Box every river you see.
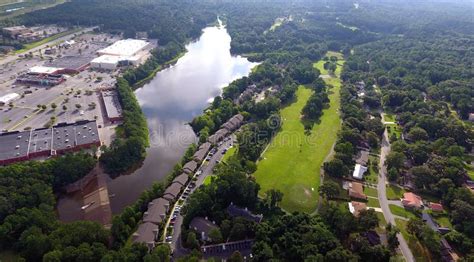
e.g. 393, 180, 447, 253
57, 22, 258, 223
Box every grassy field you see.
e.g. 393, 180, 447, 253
396, 218, 432, 262
386, 184, 406, 200
389, 204, 417, 219
15, 28, 80, 54
376, 212, 387, 226
367, 198, 380, 208
364, 186, 378, 198
222, 145, 237, 163
431, 213, 453, 228
383, 113, 396, 122
364, 155, 379, 184
203, 175, 213, 185
253, 52, 344, 213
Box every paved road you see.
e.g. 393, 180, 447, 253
161, 136, 236, 258
0, 27, 97, 66
377, 129, 414, 262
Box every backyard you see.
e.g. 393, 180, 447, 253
253, 52, 344, 213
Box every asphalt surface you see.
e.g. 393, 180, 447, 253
377, 129, 414, 262
160, 135, 236, 258
0, 27, 97, 66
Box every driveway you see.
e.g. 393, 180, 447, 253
377, 129, 414, 262
164, 135, 236, 258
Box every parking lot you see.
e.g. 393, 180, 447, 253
0, 32, 121, 141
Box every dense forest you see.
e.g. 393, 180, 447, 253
1, 0, 473, 261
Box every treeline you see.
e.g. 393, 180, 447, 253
122, 41, 185, 88
0, 154, 110, 261
100, 78, 149, 175
7, 0, 216, 45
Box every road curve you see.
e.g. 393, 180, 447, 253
377, 129, 414, 262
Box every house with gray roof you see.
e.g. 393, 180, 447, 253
132, 222, 159, 250
143, 198, 169, 225
183, 160, 198, 174
163, 183, 183, 202
208, 128, 229, 145
173, 173, 189, 186
189, 217, 218, 242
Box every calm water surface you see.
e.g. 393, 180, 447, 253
57, 24, 258, 220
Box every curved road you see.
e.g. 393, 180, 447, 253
377, 129, 414, 262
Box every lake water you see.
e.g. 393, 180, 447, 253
57, 23, 258, 221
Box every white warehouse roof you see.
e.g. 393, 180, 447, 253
29, 66, 62, 74
352, 164, 368, 180
0, 93, 20, 105
97, 39, 149, 57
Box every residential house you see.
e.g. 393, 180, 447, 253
193, 142, 212, 162
348, 201, 367, 217
227, 203, 263, 223
430, 202, 444, 212
355, 150, 369, 166
163, 183, 183, 202
348, 182, 368, 200
201, 239, 254, 259
173, 173, 189, 187
183, 160, 198, 174
143, 198, 169, 225
401, 192, 423, 209
208, 128, 229, 145
132, 222, 159, 250
189, 217, 218, 242
353, 164, 368, 180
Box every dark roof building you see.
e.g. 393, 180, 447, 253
0, 120, 101, 165
0, 131, 30, 165
132, 222, 159, 250
355, 150, 369, 165
361, 231, 381, 246
143, 198, 169, 225
348, 182, 367, 200
29, 128, 52, 157
221, 114, 244, 132
208, 128, 229, 145
227, 203, 263, 223
101, 90, 123, 122
193, 142, 212, 162
189, 217, 218, 241
183, 160, 198, 174
163, 183, 183, 202
173, 173, 189, 186
201, 239, 254, 259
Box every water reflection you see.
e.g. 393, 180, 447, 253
105, 25, 258, 213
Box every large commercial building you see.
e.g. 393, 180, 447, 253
0, 120, 101, 165
97, 39, 150, 57
100, 90, 123, 122
91, 39, 150, 70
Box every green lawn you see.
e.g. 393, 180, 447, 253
222, 145, 237, 163
396, 218, 432, 262
386, 123, 402, 140
364, 155, 379, 184
203, 175, 213, 185
386, 184, 405, 200
383, 113, 396, 122
253, 53, 344, 213
431, 213, 453, 229
389, 204, 417, 219
367, 198, 380, 208
364, 187, 378, 198
376, 212, 387, 227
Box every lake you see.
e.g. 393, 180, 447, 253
57, 22, 258, 222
